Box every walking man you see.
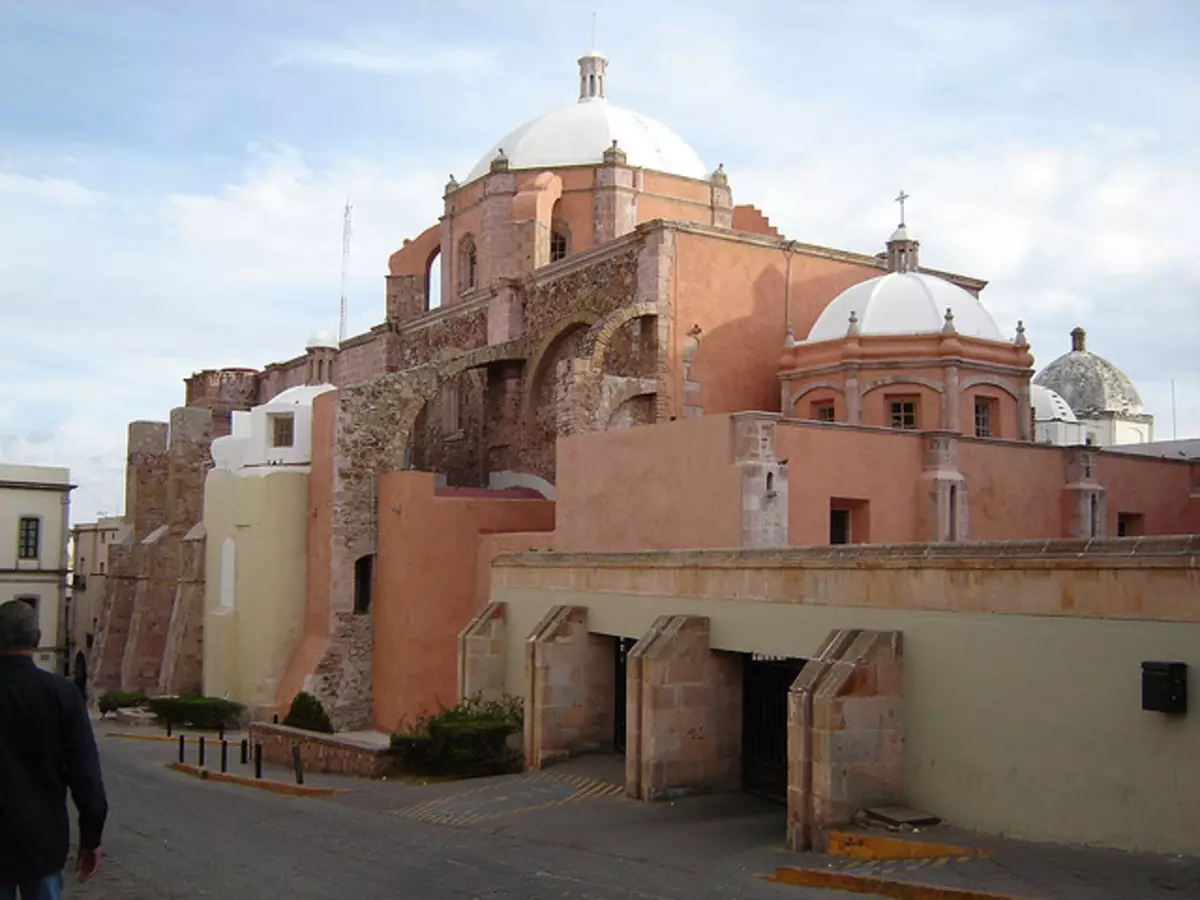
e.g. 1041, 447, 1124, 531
0, 600, 107, 899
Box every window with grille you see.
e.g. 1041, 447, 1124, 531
812, 402, 836, 422
974, 398, 993, 438
550, 230, 568, 262
17, 517, 39, 560
889, 398, 917, 430
271, 414, 295, 448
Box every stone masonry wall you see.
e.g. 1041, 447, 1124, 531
524, 606, 614, 769
625, 615, 742, 801
89, 541, 139, 694
789, 629, 904, 851
248, 723, 394, 778
157, 523, 206, 696
459, 602, 507, 702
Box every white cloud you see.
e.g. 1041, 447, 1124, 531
274, 40, 493, 75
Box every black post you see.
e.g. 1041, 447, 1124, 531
254, 743, 263, 780
166, 720, 172, 738
198, 735, 206, 768
292, 745, 304, 786
219, 722, 225, 742
178, 734, 185, 764
240, 739, 248, 766
220, 740, 228, 773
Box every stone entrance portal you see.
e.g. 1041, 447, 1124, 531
742, 654, 806, 803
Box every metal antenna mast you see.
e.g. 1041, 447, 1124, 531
339, 198, 353, 344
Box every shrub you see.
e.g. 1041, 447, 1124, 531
98, 691, 147, 715
390, 693, 523, 778
282, 692, 334, 734
146, 695, 244, 730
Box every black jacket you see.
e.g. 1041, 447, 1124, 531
0, 654, 108, 882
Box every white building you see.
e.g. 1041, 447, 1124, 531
68, 515, 126, 682
0, 464, 74, 672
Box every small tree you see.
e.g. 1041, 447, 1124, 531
282, 692, 334, 734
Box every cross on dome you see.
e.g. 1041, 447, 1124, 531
895, 189, 910, 226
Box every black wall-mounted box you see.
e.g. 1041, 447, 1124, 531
1141, 661, 1187, 715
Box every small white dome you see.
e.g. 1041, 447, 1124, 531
265, 384, 335, 407
1031, 384, 1077, 422
306, 329, 338, 350
806, 272, 1004, 343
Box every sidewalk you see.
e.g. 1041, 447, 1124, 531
767, 823, 1200, 899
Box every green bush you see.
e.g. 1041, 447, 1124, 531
146, 695, 244, 730
98, 691, 147, 715
282, 691, 334, 734
390, 693, 523, 778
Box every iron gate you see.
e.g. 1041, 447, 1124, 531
613, 637, 637, 753
742, 654, 806, 803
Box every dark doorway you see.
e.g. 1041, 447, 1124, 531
830, 508, 851, 544
742, 654, 805, 803
354, 554, 375, 614
613, 637, 637, 753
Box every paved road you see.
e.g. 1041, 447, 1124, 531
70, 733, 816, 900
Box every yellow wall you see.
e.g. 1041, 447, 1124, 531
203, 470, 310, 717
489, 547, 1200, 855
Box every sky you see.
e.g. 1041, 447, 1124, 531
1, 0, 1197, 523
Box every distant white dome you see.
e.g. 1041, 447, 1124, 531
806, 272, 1004, 343
1031, 384, 1077, 422
306, 329, 338, 350
1034, 328, 1144, 417
265, 384, 335, 407
464, 52, 707, 183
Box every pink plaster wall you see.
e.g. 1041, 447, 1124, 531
554, 415, 743, 551
372, 473, 554, 731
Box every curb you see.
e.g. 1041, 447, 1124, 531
166, 763, 342, 797
827, 830, 991, 862
762, 867, 1033, 900
108, 732, 246, 745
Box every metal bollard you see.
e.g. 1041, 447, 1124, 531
166, 720, 172, 738
292, 745, 304, 786
198, 735, 206, 768
254, 743, 263, 780
178, 734, 185, 763
219, 722, 225, 742
220, 740, 228, 773
240, 739, 248, 766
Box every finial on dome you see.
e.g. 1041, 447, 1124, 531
490, 149, 509, 173
603, 139, 626, 166
578, 49, 608, 101
942, 307, 956, 334
846, 310, 860, 337
1014, 320, 1028, 348
1070, 326, 1087, 353
885, 193, 920, 274
445, 173, 459, 194
711, 163, 727, 186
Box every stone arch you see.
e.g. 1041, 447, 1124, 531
381, 342, 530, 472
521, 311, 601, 420
582, 302, 659, 371
861, 375, 945, 397
787, 379, 846, 409
959, 374, 1018, 399
425, 245, 442, 310
600, 380, 659, 431
458, 233, 477, 295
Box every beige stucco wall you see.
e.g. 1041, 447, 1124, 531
489, 546, 1200, 855
203, 469, 309, 717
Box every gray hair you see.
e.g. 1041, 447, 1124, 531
0, 600, 40, 653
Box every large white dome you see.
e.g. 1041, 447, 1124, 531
806, 272, 1005, 344
464, 52, 707, 183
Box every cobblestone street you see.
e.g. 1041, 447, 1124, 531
71, 731, 809, 900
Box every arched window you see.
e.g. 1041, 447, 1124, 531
354, 554, 375, 614
550, 229, 568, 263
426, 249, 442, 310
459, 235, 477, 294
